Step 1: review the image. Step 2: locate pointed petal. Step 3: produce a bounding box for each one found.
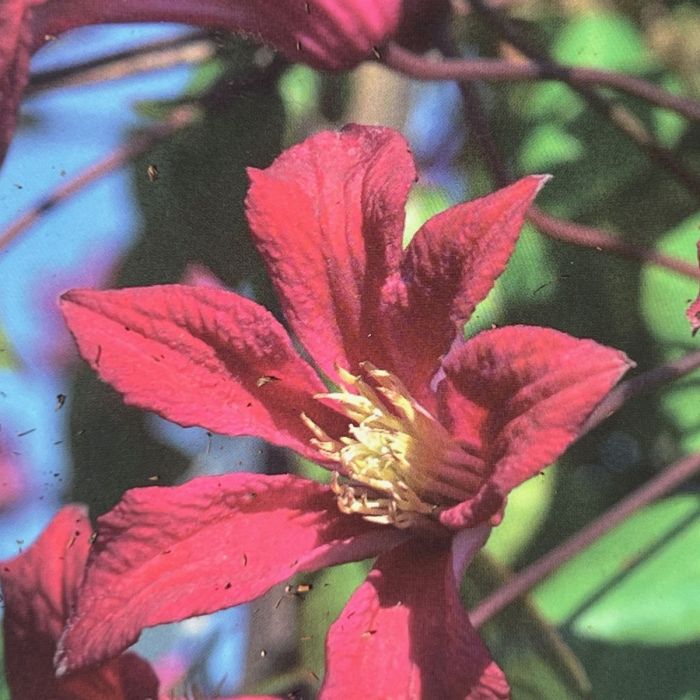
[438,326,633,529]
[57,473,404,674]
[321,538,508,700]
[382,176,548,400]
[245,125,415,381]
[687,241,700,335]
[0,505,159,700]
[60,285,343,460]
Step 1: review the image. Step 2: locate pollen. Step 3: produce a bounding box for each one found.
[302,363,484,529]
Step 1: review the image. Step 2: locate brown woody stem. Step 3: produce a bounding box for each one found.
[382,43,700,122]
[26,32,214,94]
[583,349,700,434]
[470,451,700,627]
[0,108,196,253]
[527,207,700,281]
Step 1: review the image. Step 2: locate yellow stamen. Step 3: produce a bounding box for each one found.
[301,363,484,528]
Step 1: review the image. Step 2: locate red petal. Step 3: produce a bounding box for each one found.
[34,0,401,70]
[0,505,90,696]
[321,538,508,700]
[0,506,159,700]
[382,176,548,402]
[245,125,415,381]
[57,473,404,674]
[60,285,343,460]
[0,1,401,165]
[57,653,160,700]
[438,326,633,529]
[687,241,700,335]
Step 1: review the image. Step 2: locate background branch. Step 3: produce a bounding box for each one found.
[470,451,700,627]
[428,33,700,282]
[583,349,700,434]
[382,43,700,122]
[0,107,196,252]
[465,0,700,199]
[26,32,214,94]
[527,207,700,281]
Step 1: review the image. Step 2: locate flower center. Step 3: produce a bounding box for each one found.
[302,363,484,529]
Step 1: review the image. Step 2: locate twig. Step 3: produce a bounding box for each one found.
[470,451,700,627]
[2,51,285,253]
[430,36,700,283]
[465,0,700,199]
[0,107,196,252]
[26,32,214,94]
[430,8,700,635]
[583,349,700,434]
[382,43,700,122]
[528,207,700,281]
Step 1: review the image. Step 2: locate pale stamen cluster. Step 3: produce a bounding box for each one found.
[302,362,484,529]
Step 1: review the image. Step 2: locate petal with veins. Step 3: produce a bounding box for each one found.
[0,505,159,700]
[438,325,633,529]
[60,284,345,460]
[246,125,415,382]
[381,176,549,403]
[57,473,406,673]
[321,538,508,700]
[1,0,403,164]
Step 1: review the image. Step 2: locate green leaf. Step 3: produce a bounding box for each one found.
[465,223,559,337]
[297,561,370,692]
[640,211,700,344]
[466,554,592,699]
[519,124,584,172]
[552,14,652,72]
[486,465,557,566]
[404,184,453,246]
[522,13,653,123]
[639,214,700,455]
[660,372,700,454]
[652,75,688,149]
[0,629,8,700]
[279,65,321,125]
[534,494,700,644]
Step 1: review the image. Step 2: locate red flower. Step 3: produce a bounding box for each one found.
[57,125,633,698]
[0,0,444,164]
[0,505,280,699]
[687,241,700,335]
[0,505,160,699]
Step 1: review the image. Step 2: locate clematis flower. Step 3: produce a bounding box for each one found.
[0,503,278,699]
[57,125,633,697]
[0,504,160,699]
[687,241,700,335]
[0,0,446,164]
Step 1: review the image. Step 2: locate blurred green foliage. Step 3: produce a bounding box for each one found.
[452,4,700,698]
[535,495,700,645]
[466,554,593,699]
